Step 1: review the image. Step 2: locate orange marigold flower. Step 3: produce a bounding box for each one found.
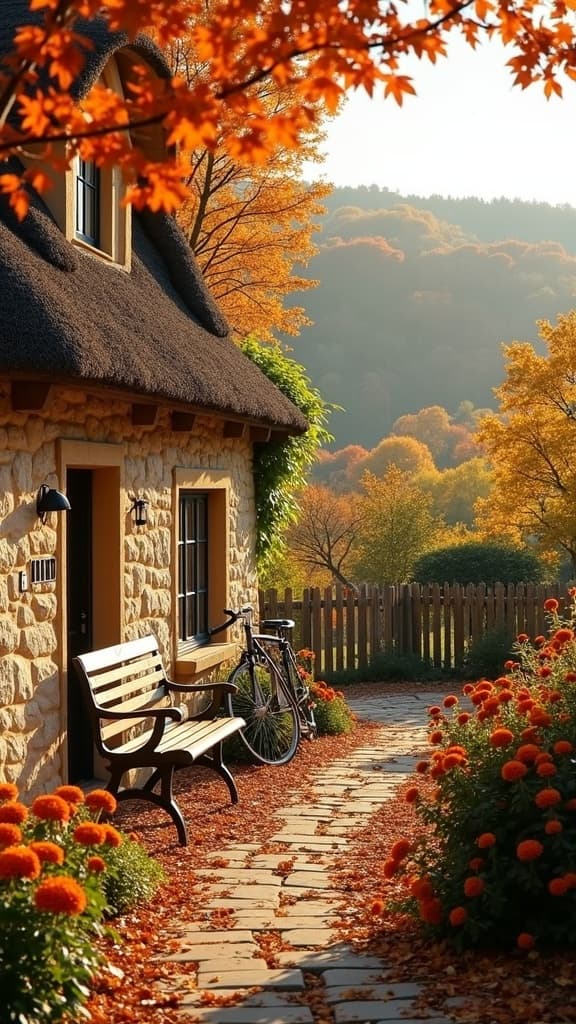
[554,628,573,643]
[53,785,85,805]
[443,695,458,708]
[516,633,529,643]
[0,783,18,802]
[0,823,22,848]
[537,762,557,778]
[84,789,117,814]
[548,877,568,896]
[28,841,65,865]
[462,683,474,695]
[449,906,467,926]
[530,709,553,727]
[391,839,411,861]
[419,897,443,925]
[430,764,445,780]
[565,671,576,682]
[517,839,544,861]
[34,875,87,915]
[468,857,485,871]
[73,822,106,846]
[87,855,106,874]
[520,727,540,743]
[564,872,576,888]
[416,760,429,774]
[498,690,514,704]
[31,795,70,823]
[457,712,471,725]
[383,858,399,879]
[517,932,536,950]
[545,819,563,835]
[535,751,553,764]
[516,744,540,763]
[0,844,41,880]
[428,706,441,716]
[430,730,443,745]
[490,728,514,748]
[554,740,573,755]
[405,787,419,804]
[544,598,559,612]
[410,877,433,900]
[538,666,552,678]
[565,799,576,811]
[548,690,562,703]
[464,876,485,898]
[504,660,515,670]
[534,635,546,646]
[102,824,122,847]
[501,760,528,782]
[443,753,466,769]
[518,699,536,715]
[0,801,28,824]
[534,788,561,809]
[477,832,497,849]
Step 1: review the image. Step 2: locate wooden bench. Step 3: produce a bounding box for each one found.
[73,635,245,845]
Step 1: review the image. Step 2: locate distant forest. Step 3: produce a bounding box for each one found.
[286,188,576,448]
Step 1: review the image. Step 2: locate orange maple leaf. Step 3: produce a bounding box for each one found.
[383,74,417,105]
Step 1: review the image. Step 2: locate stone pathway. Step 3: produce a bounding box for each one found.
[161,690,454,1024]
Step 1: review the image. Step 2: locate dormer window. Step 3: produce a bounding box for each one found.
[75,158,100,247]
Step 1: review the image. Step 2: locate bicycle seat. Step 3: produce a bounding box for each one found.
[260,618,295,630]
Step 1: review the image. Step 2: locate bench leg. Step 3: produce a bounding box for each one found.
[201,741,239,804]
[105,763,189,846]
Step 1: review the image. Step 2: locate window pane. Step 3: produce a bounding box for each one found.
[179,492,209,644]
[196,498,207,541]
[196,541,207,590]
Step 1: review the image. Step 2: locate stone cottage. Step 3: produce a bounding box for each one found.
[0,7,307,794]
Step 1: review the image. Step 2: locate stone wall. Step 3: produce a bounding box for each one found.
[0,382,258,795]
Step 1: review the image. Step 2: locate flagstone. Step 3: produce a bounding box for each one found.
[176,929,255,943]
[178,1006,314,1023]
[164,943,259,961]
[196,869,282,884]
[275,950,383,970]
[283,871,332,888]
[280,927,339,946]
[196,967,305,990]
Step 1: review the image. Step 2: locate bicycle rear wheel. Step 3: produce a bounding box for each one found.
[226,660,300,765]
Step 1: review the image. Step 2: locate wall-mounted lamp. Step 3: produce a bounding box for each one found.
[36,484,71,525]
[129,496,149,527]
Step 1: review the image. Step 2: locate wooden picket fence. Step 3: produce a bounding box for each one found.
[258,582,570,675]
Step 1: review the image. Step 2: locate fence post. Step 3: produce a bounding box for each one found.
[323,585,334,676]
[346,586,356,669]
[301,588,312,651]
[311,587,323,674]
[357,583,369,669]
[453,583,464,669]
[335,583,345,671]
[382,585,394,653]
[442,582,452,670]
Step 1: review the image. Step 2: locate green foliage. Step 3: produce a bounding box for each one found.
[240,337,335,571]
[103,838,165,915]
[0,785,165,1022]
[413,541,546,584]
[310,681,355,734]
[360,650,431,682]
[383,593,576,950]
[463,626,515,680]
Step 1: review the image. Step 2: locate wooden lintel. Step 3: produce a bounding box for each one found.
[171,411,196,432]
[11,380,51,411]
[249,426,272,443]
[132,403,158,426]
[222,420,245,439]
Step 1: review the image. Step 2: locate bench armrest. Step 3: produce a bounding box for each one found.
[165,679,238,719]
[94,705,184,723]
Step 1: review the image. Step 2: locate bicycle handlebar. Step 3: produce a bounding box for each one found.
[209,606,253,637]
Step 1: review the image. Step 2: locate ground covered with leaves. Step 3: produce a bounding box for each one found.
[85,682,576,1024]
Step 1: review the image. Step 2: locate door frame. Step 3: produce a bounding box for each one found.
[57,440,124,781]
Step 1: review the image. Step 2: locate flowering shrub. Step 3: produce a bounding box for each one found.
[0,784,164,1022]
[382,592,576,951]
[296,650,355,735]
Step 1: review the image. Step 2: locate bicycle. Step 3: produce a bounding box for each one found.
[210,606,317,766]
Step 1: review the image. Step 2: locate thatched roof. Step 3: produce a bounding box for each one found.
[0,4,308,433]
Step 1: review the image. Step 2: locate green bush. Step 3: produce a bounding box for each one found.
[310,682,355,734]
[103,837,166,915]
[413,542,546,585]
[463,626,515,680]
[381,592,576,951]
[361,651,430,682]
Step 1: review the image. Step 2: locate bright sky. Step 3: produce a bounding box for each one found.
[304,36,576,205]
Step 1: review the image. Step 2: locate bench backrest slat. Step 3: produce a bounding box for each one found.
[93,667,166,707]
[89,654,163,691]
[76,635,160,674]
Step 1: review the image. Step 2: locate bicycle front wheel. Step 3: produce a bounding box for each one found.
[226,660,300,765]
[285,650,318,739]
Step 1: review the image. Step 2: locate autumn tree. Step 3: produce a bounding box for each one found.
[352,435,435,481]
[416,457,492,526]
[475,311,576,571]
[352,467,442,584]
[3,3,576,217]
[391,405,482,467]
[168,33,331,340]
[287,484,361,588]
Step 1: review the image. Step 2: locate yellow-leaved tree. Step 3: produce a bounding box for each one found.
[168,33,331,339]
[475,311,576,572]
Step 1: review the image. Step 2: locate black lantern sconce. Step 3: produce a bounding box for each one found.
[36,484,71,525]
[129,496,149,527]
